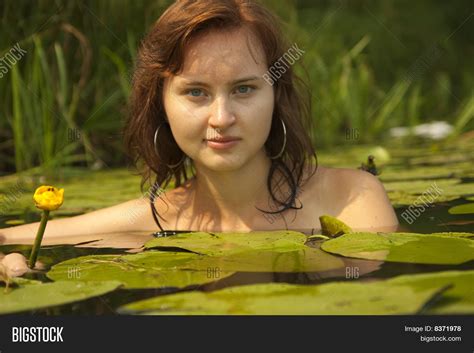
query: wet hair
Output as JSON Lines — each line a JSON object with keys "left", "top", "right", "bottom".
{"left": 123, "top": 0, "right": 318, "bottom": 231}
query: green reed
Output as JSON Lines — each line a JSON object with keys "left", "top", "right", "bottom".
{"left": 0, "top": 0, "right": 472, "bottom": 174}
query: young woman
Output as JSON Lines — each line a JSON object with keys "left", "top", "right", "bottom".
{"left": 0, "top": 0, "right": 398, "bottom": 274}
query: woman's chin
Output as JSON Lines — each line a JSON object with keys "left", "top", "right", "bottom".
{"left": 196, "top": 156, "right": 246, "bottom": 172}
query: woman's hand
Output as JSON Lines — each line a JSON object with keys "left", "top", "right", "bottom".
{"left": 0, "top": 252, "right": 29, "bottom": 278}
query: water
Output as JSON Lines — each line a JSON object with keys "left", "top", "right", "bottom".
{"left": 1, "top": 196, "right": 473, "bottom": 315}
{"left": 1, "top": 139, "right": 473, "bottom": 314}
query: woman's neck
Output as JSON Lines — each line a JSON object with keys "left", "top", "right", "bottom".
{"left": 191, "top": 151, "right": 274, "bottom": 222}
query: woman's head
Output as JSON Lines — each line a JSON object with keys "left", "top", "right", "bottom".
{"left": 124, "top": 0, "right": 317, "bottom": 226}
{"left": 163, "top": 26, "right": 275, "bottom": 173}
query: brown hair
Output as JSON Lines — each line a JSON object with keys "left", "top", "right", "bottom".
{"left": 123, "top": 0, "right": 317, "bottom": 231}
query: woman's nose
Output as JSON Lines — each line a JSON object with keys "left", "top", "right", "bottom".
{"left": 208, "top": 95, "right": 236, "bottom": 128}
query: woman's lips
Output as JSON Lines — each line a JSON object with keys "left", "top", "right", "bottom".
{"left": 205, "top": 138, "right": 241, "bottom": 150}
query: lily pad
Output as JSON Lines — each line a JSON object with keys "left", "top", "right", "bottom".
{"left": 144, "top": 231, "right": 308, "bottom": 256}
{"left": 321, "top": 232, "right": 474, "bottom": 264}
{"left": 319, "top": 215, "right": 352, "bottom": 237}
{"left": 388, "top": 270, "right": 474, "bottom": 314}
{"left": 384, "top": 180, "right": 474, "bottom": 205}
{"left": 0, "top": 280, "right": 121, "bottom": 314}
{"left": 448, "top": 203, "right": 474, "bottom": 215}
{"left": 382, "top": 178, "right": 459, "bottom": 193}
{"left": 118, "top": 280, "right": 446, "bottom": 315}
{"left": 387, "top": 190, "right": 459, "bottom": 207}
{"left": 183, "top": 247, "right": 345, "bottom": 273}
{"left": 47, "top": 251, "right": 235, "bottom": 289}
{"left": 408, "top": 152, "right": 472, "bottom": 166}
{"left": 436, "top": 182, "right": 474, "bottom": 197}
{"left": 379, "top": 166, "right": 456, "bottom": 182}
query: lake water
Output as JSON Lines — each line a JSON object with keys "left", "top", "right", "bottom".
{"left": 1, "top": 140, "right": 473, "bottom": 314}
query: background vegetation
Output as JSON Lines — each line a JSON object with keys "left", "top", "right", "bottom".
{"left": 1, "top": 0, "right": 472, "bottom": 175}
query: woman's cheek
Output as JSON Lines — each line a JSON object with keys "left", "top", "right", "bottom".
{"left": 170, "top": 120, "right": 205, "bottom": 157}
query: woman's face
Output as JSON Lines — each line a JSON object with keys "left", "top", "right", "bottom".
{"left": 162, "top": 26, "right": 275, "bottom": 172}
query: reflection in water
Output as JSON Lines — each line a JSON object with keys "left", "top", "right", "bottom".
{"left": 22, "top": 257, "right": 474, "bottom": 315}
{"left": 1, "top": 220, "right": 473, "bottom": 315}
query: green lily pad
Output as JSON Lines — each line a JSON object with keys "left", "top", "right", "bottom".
{"left": 448, "top": 203, "right": 474, "bottom": 215}
{"left": 183, "top": 247, "right": 345, "bottom": 273}
{"left": 0, "top": 280, "right": 121, "bottom": 314}
{"left": 387, "top": 190, "right": 459, "bottom": 207}
{"left": 378, "top": 162, "right": 473, "bottom": 181}
{"left": 388, "top": 270, "right": 474, "bottom": 314}
{"left": 384, "top": 180, "right": 474, "bottom": 205}
{"left": 382, "top": 178, "right": 459, "bottom": 193}
{"left": 408, "top": 152, "right": 472, "bottom": 166}
{"left": 319, "top": 215, "right": 352, "bottom": 237}
{"left": 379, "top": 166, "right": 456, "bottom": 182}
{"left": 437, "top": 182, "right": 474, "bottom": 197}
{"left": 0, "top": 168, "right": 147, "bottom": 216}
{"left": 47, "top": 251, "right": 235, "bottom": 289}
{"left": 10, "top": 277, "right": 43, "bottom": 285}
{"left": 118, "top": 280, "right": 446, "bottom": 315}
{"left": 144, "top": 231, "right": 308, "bottom": 256}
{"left": 429, "top": 232, "right": 474, "bottom": 238}
{"left": 321, "top": 232, "right": 474, "bottom": 264}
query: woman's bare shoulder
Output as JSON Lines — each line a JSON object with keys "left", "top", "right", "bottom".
{"left": 307, "top": 165, "right": 399, "bottom": 231}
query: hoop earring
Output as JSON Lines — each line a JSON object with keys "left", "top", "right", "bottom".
{"left": 154, "top": 123, "right": 186, "bottom": 169}
{"left": 268, "top": 118, "right": 287, "bottom": 160}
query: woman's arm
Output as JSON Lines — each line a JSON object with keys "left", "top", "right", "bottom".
{"left": 0, "top": 196, "right": 155, "bottom": 245}
{"left": 0, "top": 196, "right": 161, "bottom": 277}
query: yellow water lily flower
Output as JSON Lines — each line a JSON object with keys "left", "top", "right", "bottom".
{"left": 33, "top": 185, "right": 64, "bottom": 211}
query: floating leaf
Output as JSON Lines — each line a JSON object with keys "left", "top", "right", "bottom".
{"left": 383, "top": 178, "right": 459, "bottom": 193}
{"left": 118, "top": 280, "right": 446, "bottom": 315}
{"left": 379, "top": 166, "right": 455, "bottom": 182}
{"left": 437, "top": 182, "right": 474, "bottom": 197}
{"left": 388, "top": 270, "right": 474, "bottom": 314}
{"left": 182, "top": 247, "right": 345, "bottom": 273}
{"left": 448, "top": 203, "right": 474, "bottom": 215}
{"left": 408, "top": 152, "right": 472, "bottom": 166}
{"left": 47, "top": 251, "right": 235, "bottom": 289}
{"left": 319, "top": 215, "right": 352, "bottom": 237}
{"left": 383, "top": 179, "right": 474, "bottom": 206}
{"left": 321, "top": 232, "right": 474, "bottom": 264}
{"left": 387, "top": 190, "right": 459, "bottom": 207}
{"left": 307, "top": 234, "right": 330, "bottom": 240}
{"left": 144, "top": 231, "right": 308, "bottom": 256}
{"left": 0, "top": 280, "right": 121, "bottom": 314}
{"left": 428, "top": 232, "right": 474, "bottom": 238}
{"left": 10, "top": 277, "right": 43, "bottom": 286}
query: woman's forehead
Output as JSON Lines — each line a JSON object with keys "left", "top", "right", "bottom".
{"left": 178, "top": 27, "right": 267, "bottom": 79}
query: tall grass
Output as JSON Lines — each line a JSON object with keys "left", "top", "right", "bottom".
{"left": 0, "top": 0, "right": 472, "bottom": 174}
{"left": 8, "top": 35, "right": 89, "bottom": 176}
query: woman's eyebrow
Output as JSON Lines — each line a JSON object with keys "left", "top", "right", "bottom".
{"left": 178, "top": 75, "right": 261, "bottom": 87}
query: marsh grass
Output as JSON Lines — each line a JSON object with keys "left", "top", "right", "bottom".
{"left": 1, "top": 0, "right": 472, "bottom": 173}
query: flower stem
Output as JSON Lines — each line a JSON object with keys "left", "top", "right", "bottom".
{"left": 28, "top": 210, "right": 50, "bottom": 269}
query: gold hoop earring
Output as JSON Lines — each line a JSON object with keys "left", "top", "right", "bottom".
{"left": 154, "top": 123, "right": 186, "bottom": 169}
{"left": 268, "top": 118, "right": 287, "bottom": 160}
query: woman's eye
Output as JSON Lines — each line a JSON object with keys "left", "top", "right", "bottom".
{"left": 187, "top": 88, "right": 204, "bottom": 97}
{"left": 185, "top": 85, "right": 254, "bottom": 99}
{"left": 236, "top": 85, "right": 253, "bottom": 94}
